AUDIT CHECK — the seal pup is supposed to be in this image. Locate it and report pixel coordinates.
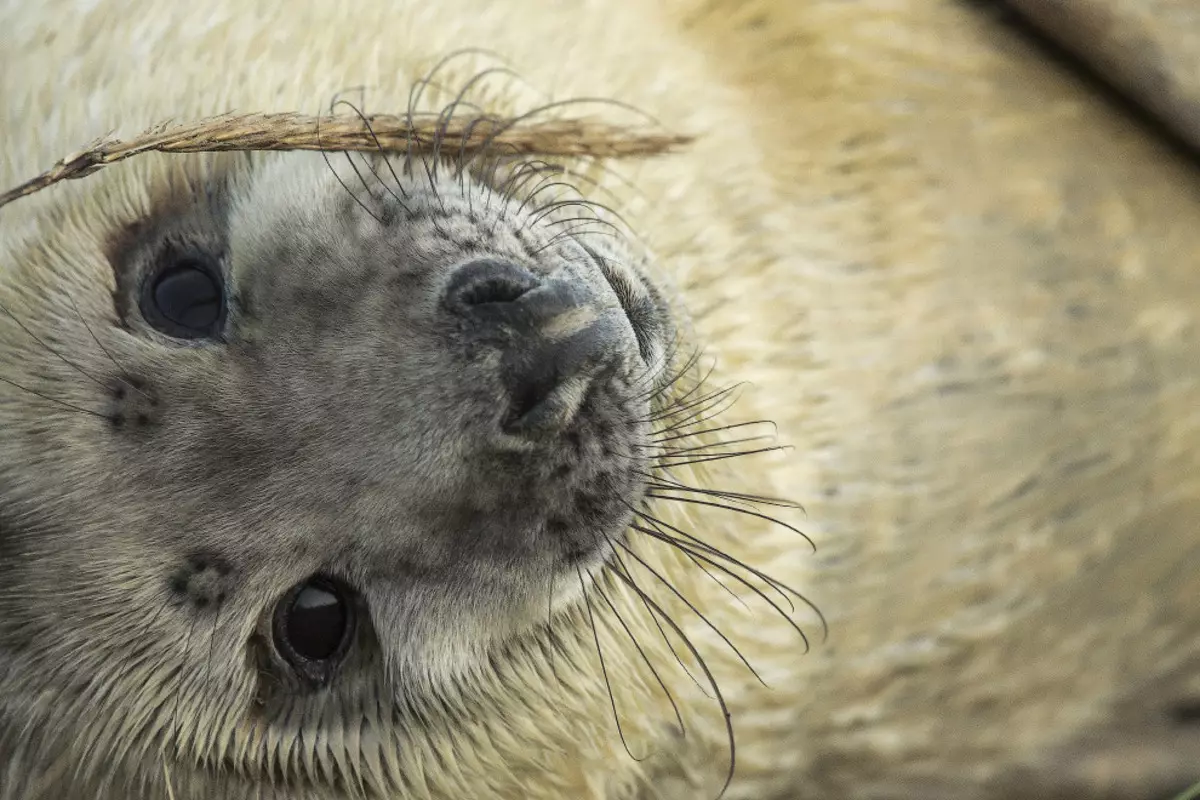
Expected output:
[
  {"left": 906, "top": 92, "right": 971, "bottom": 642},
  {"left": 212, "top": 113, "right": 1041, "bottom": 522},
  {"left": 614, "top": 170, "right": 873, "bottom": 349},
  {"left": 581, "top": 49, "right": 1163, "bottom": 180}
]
[{"left": 0, "top": 1, "right": 822, "bottom": 798}]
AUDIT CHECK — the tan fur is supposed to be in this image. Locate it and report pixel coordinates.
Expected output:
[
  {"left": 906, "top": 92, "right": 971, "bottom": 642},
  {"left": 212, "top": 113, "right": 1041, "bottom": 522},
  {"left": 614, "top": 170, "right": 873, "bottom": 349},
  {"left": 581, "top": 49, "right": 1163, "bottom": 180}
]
[{"left": 2, "top": 0, "right": 1199, "bottom": 799}]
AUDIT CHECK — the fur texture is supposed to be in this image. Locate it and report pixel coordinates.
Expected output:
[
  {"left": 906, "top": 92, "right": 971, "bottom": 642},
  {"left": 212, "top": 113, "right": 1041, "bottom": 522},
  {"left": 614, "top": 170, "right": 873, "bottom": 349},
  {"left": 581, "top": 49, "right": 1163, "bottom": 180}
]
[{"left": 2, "top": 0, "right": 1200, "bottom": 799}]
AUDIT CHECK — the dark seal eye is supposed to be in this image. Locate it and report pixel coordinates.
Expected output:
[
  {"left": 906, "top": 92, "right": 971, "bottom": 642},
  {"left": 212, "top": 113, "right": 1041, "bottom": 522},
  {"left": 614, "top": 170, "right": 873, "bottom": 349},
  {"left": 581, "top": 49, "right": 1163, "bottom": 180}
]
[
  {"left": 271, "top": 576, "right": 356, "bottom": 686},
  {"left": 139, "top": 252, "right": 226, "bottom": 339}
]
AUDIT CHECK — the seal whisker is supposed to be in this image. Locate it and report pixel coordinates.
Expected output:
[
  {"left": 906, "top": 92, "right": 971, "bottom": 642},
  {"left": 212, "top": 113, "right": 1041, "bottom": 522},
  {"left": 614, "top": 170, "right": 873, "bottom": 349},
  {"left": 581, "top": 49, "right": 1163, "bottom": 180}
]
[
  {"left": 650, "top": 446, "right": 791, "bottom": 470},
  {"left": 538, "top": 222, "right": 619, "bottom": 249},
  {"left": 497, "top": 158, "right": 651, "bottom": 255},
  {"left": 404, "top": 51, "right": 504, "bottom": 202},
  {"left": 0, "top": 302, "right": 116, "bottom": 392},
  {"left": 457, "top": 95, "right": 669, "bottom": 177},
  {"left": 338, "top": 149, "right": 386, "bottom": 217},
  {"left": 494, "top": 158, "right": 560, "bottom": 205},
  {"left": 646, "top": 385, "right": 742, "bottom": 430},
  {"left": 613, "top": 540, "right": 766, "bottom": 688},
  {"left": 527, "top": 198, "right": 629, "bottom": 233},
  {"left": 512, "top": 177, "right": 577, "bottom": 223},
  {"left": 649, "top": 434, "right": 778, "bottom": 458},
  {"left": 591, "top": 569, "right": 685, "bottom": 737},
  {"left": 329, "top": 97, "right": 414, "bottom": 212},
  {"left": 329, "top": 86, "right": 414, "bottom": 202},
  {"left": 450, "top": 115, "right": 501, "bottom": 216},
  {"left": 323, "top": 89, "right": 396, "bottom": 216},
  {"left": 641, "top": 474, "right": 803, "bottom": 516},
  {"left": 576, "top": 565, "right": 648, "bottom": 763},
  {"left": 538, "top": 214, "right": 620, "bottom": 235},
  {"left": 606, "top": 542, "right": 714, "bottom": 698},
  {"left": 650, "top": 376, "right": 740, "bottom": 416},
  {"left": 491, "top": 156, "right": 552, "bottom": 202},
  {"left": 629, "top": 505, "right": 795, "bottom": 611},
  {"left": 643, "top": 479, "right": 765, "bottom": 520},
  {"left": 531, "top": 225, "right": 619, "bottom": 257},
  {"left": 646, "top": 492, "right": 815, "bottom": 553},
  {"left": 608, "top": 565, "right": 736, "bottom": 799},
  {"left": 640, "top": 360, "right": 723, "bottom": 418},
  {"left": 463, "top": 133, "right": 517, "bottom": 214},
  {"left": 446, "top": 65, "right": 559, "bottom": 189},
  {"left": 632, "top": 508, "right": 826, "bottom": 638},
  {"left": 475, "top": 141, "right": 529, "bottom": 216},
  {"left": 652, "top": 419, "right": 779, "bottom": 445},
  {"left": 430, "top": 66, "right": 520, "bottom": 181},
  {"left": 64, "top": 292, "right": 153, "bottom": 401},
  {"left": 317, "top": 109, "right": 385, "bottom": 225},
  {"left": 650, "top": 533, "right": 753, "bottom": 611},
  {"left": 488, "top": 160, "right": 562, "bottom": 237},
  {"left": 0, "top": 373, "right": 108, "bottom": 419},
  {"left": 632, "top": 522, "right": 813, "bottom": 652},
  {"left": 623, "top": 340, "right": 704, "bottom": 404},
  {"left": 651, "top": 398, "right": 746, "bottom": 439}
]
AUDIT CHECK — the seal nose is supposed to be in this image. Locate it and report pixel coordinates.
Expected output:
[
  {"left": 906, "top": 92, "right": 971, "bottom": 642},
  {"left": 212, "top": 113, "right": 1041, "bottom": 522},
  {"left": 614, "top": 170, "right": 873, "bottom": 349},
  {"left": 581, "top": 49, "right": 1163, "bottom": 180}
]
[
  {"left": 443, "top": 259, "right": 622, "bottom": 439},
  {"left": 442, "top": 259, "right": 541, "bottom": 313}
]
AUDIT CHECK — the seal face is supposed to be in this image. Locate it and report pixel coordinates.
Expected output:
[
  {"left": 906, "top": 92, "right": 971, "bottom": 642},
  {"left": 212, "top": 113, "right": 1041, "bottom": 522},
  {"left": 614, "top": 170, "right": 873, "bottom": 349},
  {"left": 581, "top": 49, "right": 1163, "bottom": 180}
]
[
  {"left": 0, "top": 148, "right": 676, "bottom": 794},
  {"left": 124, "top": 152, "right": 667, "bottom": 670}
]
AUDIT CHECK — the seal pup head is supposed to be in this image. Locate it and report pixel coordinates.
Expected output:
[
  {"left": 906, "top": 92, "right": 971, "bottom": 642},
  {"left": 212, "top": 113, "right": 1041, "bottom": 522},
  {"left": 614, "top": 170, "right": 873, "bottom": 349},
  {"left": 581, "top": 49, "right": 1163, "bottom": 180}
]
[{"left": 0, "top": 139, "right": 706, "bottom": 798}]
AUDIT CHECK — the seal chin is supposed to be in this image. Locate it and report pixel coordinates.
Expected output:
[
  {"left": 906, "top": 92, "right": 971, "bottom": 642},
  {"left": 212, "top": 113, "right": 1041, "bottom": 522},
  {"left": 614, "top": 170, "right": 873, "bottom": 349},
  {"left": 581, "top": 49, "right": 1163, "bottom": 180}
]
[{"left": 548, "top": 540, "right": 615, "bottom": 604}]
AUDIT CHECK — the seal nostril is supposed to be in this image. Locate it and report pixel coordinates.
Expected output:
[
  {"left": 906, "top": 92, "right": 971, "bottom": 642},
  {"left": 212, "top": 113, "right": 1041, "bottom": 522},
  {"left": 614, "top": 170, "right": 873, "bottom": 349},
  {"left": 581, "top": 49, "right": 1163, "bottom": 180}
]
[
  {"left": 459, "top": 277, "right": 533, "bottom": 307},
  {"left": 444, "top": 258, "right": 540, "bottom": 315}
]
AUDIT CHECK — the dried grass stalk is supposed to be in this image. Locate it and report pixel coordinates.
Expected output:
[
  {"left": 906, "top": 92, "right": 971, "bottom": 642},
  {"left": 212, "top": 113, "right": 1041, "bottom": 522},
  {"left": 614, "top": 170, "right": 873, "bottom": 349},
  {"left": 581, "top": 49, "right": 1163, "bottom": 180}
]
[{"left": 0, "top": 111, "right": 694, "bottom": 211}]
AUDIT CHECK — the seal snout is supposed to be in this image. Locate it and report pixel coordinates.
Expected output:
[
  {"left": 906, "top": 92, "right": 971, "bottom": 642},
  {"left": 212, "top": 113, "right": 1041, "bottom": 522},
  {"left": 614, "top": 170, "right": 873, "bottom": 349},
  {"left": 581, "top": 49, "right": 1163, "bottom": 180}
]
[{"left": 443, "top": 258, "right": 625, "bottom": 440}]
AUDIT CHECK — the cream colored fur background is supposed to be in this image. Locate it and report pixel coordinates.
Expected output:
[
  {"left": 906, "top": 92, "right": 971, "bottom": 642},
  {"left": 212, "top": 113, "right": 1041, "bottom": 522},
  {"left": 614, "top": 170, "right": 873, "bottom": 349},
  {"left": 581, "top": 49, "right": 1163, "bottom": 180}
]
[{"left": 1, "top": 0, "right": 1198, "bottom": 798}]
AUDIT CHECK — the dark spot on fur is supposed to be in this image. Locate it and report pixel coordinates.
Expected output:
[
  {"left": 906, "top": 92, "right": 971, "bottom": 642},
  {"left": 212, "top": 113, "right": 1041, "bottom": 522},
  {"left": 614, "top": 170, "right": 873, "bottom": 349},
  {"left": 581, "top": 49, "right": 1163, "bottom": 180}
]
[
  {"left": 573, "top": 490, "right": 608, "bottom": 520},
  {"left": 108, "top": 378, "right": 162, "bottom": 433},
  {"left": 168, "top": 552, "right": 234, "bottom": 611}
]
